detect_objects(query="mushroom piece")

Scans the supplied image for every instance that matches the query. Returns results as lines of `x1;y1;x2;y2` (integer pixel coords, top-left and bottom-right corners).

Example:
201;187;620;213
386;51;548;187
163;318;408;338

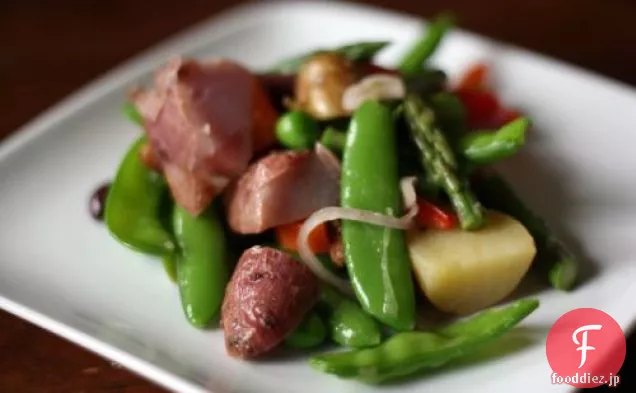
295;53;356;120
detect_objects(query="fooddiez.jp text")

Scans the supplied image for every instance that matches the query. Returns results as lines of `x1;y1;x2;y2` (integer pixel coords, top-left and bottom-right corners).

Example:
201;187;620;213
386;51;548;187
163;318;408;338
551;372;620;388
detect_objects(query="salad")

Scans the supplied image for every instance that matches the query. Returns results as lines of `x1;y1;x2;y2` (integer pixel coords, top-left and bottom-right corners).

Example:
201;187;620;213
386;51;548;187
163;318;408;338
90;14;579;383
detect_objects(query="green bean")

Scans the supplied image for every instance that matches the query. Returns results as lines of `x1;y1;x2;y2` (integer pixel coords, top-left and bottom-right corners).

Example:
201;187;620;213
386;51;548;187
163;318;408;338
276;110;320;149
285;311;327;349
398;14;455;75
461;118;530;165
309;299;539;383
318;285;382;348
472;174;578;290
105;136;175;256
341;100;416;331
269;41;390;74
173;204;229;328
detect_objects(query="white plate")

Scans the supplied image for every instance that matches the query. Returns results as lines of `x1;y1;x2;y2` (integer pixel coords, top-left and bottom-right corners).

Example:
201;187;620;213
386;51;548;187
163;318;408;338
1;1;635;392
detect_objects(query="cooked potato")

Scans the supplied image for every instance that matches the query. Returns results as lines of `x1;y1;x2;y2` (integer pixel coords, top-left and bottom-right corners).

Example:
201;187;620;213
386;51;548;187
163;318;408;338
407;210;536;315
295;53;356;120
221;246;320;359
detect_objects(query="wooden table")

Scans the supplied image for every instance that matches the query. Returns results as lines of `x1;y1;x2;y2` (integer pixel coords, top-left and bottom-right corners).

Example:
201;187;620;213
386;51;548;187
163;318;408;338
1;0;633;391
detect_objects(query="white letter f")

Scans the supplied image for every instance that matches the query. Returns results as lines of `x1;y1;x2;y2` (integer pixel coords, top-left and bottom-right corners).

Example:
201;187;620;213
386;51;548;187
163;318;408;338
572;324;602;368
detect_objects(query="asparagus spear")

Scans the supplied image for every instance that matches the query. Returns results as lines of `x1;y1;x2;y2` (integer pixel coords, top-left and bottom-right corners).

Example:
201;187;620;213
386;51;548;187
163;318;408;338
404;94;484;230
398;14;455;75
268;41;390;74
394;12;576;289
472;174;578;290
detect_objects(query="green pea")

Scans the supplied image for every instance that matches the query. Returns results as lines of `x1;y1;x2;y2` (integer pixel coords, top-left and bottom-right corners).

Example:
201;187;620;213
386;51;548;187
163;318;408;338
275;111;320;149
285;311;327;349
318;285;382;348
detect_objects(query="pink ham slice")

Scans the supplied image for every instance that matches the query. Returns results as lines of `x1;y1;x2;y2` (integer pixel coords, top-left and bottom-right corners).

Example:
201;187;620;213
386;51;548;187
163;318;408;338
132;57;255;215
226;144;340;234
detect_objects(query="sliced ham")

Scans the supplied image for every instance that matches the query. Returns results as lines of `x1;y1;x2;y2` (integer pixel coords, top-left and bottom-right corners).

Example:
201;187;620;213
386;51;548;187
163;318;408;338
132;57;274;215
226;144;340;234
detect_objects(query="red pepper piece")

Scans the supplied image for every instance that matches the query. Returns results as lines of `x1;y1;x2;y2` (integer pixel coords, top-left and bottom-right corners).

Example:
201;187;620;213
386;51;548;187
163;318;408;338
492;107;522;128
455;89;501;129
457;63;488;91
416;199;457;230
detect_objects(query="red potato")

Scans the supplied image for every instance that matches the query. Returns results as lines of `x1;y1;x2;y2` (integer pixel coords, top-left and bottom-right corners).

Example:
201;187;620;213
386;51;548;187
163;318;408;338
221;246;320;359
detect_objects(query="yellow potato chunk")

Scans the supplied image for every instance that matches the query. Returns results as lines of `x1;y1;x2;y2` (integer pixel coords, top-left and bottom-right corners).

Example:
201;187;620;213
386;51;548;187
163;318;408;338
408;210;536;315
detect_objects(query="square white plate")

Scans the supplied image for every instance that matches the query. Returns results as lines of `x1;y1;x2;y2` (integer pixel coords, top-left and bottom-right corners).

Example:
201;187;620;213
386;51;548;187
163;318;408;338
1;1;635;392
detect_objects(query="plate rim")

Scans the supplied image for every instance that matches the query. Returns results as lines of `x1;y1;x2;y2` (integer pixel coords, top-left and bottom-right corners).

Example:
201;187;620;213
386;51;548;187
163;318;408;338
1;1;635;392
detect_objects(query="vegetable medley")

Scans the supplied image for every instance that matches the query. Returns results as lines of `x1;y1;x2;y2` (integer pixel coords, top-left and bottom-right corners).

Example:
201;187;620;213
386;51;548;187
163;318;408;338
93;15;579;383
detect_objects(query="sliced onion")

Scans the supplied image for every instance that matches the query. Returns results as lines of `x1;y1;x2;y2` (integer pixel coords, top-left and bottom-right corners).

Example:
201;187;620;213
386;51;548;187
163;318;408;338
314;142;341;172
297;209;353;295
297;203;419;293
400;176;418;212
342;74;406;112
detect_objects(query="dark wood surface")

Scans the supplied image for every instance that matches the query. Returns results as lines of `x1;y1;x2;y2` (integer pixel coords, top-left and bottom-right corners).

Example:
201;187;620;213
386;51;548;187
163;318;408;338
1;0;634;391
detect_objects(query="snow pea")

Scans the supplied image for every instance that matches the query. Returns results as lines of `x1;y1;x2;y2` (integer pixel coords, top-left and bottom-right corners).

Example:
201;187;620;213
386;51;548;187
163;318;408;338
269;41;390;74
285;311;327;349
461;117;530;165
398;14;455;75
173;204;229;328
122;102;144;126
341;100;416;332
318;285;382;348
162;255;178;283
310;299;539;383
105;136;175;256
